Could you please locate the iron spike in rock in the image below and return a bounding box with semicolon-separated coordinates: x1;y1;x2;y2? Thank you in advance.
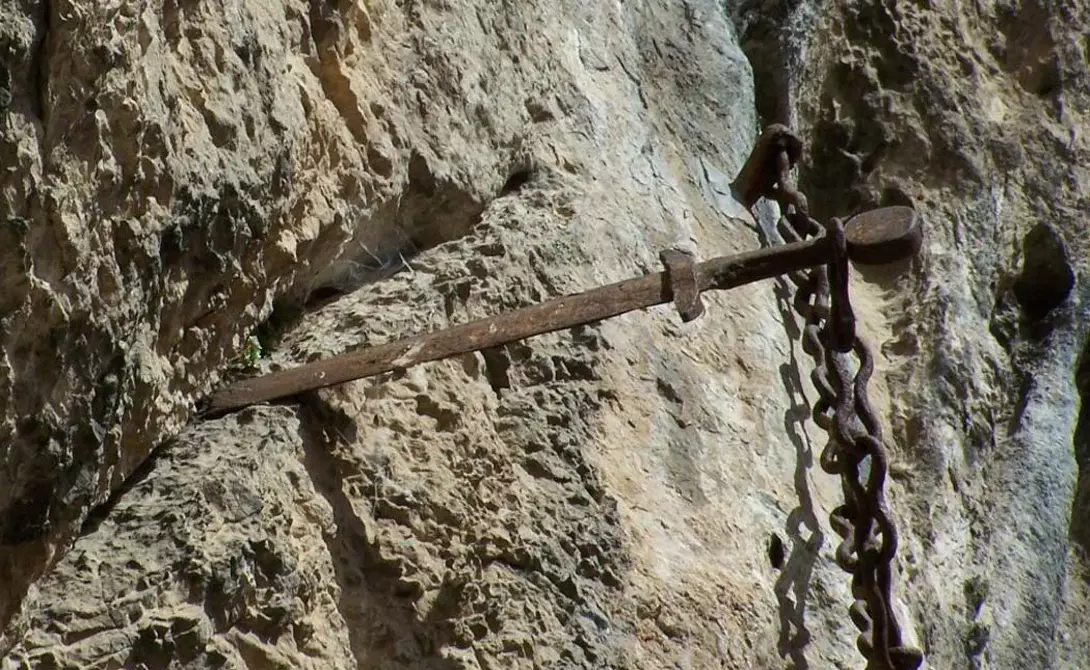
205;217;922;417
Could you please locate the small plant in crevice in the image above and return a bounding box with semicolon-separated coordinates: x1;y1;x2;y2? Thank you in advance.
240;334;264;370
222;330;272;380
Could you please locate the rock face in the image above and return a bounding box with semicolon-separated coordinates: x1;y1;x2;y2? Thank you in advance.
747;2;1090;668
0;0;1087;668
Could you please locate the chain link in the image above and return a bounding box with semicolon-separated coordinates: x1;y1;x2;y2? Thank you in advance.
757;127;924;670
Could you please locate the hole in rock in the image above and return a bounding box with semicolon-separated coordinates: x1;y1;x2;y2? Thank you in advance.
1012;223;1074;321
768;533;785;569
500;169;534;196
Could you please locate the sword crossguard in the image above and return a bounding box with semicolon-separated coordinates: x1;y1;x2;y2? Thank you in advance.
660;249;706;323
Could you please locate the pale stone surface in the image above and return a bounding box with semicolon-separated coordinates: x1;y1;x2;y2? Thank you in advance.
1;0;1089;668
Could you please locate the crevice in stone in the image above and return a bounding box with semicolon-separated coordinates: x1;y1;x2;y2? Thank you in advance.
0;478;54;547
261;156;490;361
301;151;485;309
0;64;11;114
0;414;65;547
1069;334;1090;555
401;151;486;250
78;443;162;537
728;0;807;126
994;0;1062;100
499;167;535;196
30;0;51;127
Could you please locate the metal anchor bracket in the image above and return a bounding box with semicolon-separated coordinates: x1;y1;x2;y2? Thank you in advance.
733;124;805;208
202;206;920;417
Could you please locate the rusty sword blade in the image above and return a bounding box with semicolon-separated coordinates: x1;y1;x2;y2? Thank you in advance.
204;206;920;416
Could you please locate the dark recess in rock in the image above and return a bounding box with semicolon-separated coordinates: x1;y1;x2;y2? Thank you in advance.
0;66;11;111
0;481;54;546
500;168;535;196
988;284;1019;351
729;0;804;126
768;533;785;569
1012;223;1075;321
1070;334;1090;553
481;346;513;394
298;152;487;310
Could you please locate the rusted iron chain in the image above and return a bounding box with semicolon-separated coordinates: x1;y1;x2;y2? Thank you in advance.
739;124;924;670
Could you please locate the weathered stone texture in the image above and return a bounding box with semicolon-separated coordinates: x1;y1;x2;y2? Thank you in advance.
1;0;1089;668
736;0;1090;667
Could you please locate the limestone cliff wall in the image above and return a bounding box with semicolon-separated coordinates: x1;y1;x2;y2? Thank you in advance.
0;0;1087;668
